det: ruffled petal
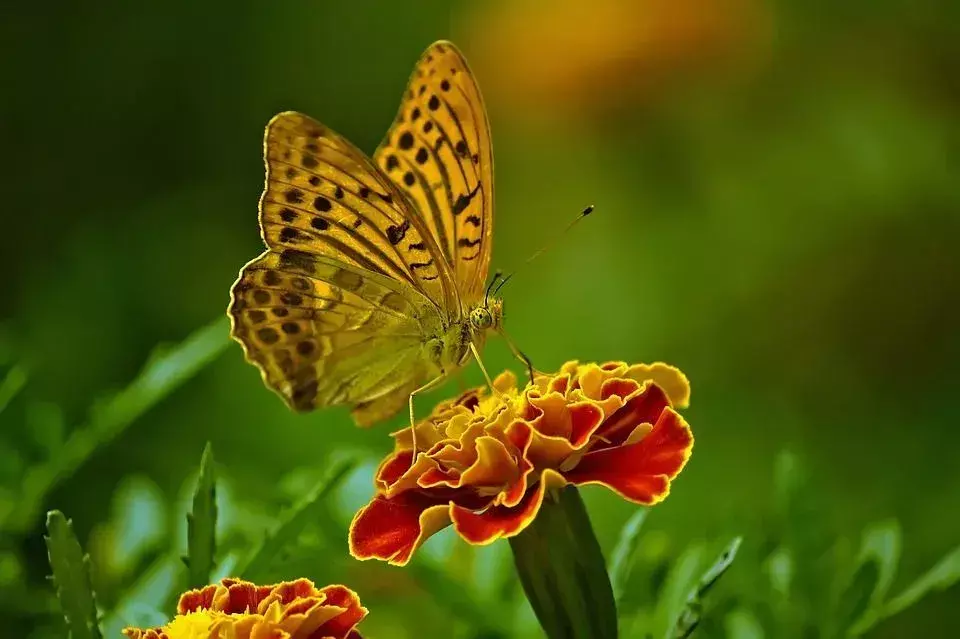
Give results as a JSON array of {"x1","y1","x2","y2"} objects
[
  {"x1": 566, "y1": 408, "x2": 693, "y2": 504},
  {"x1": 349, "y1": 493, "x2": 451, "y2": 566},
  {"x1": 450, "y1": 469, "x2": 568, "y2": 544}
]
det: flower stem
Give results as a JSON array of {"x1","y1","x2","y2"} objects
[{"x1": 509, "y1": 485, "x2": 618, "y2": 639}]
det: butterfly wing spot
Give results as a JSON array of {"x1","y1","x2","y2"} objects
[
  {"x1": 332, "y1": 268, "x2": 363, "y2": 292},
  {"x1": 386, "y1": 220, "x2": 411, "y2": 245},
  {"x1": 453, "y1": 183, "x2": 482, "y2": 216}
]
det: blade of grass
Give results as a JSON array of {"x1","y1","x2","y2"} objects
[
  {"x1": 674, "y1": 537, "x2": 743, "y2": 639},
  {"x1": 876, "y1": 545, "x2": 960, "y2": 627},
  {"x1": 0, "y1": 364, "x2": 28, "y2": 416},
  {"x1": 409, "y1": 557, "x2": 511, "y2": 635},
  {"x1": 239, "y1": 457, "x2": 358, "y2": 581},
  {"x1": 101, "y1": 551, "x2": 182, "y2": 638},
  {"x1": 2, "y1": 317, "x2": 230, "y2": 533},
  {"x1": 44, "y1": 510, "x2": 103, "y2": 639},
  {"x1": 842, "y1": 520, "x2": 901, "y2": 636},
  {"x1": 184, "y1": 443, "x2": 217, "y2": 588},
  {"x1": 609, "y1": 507, "x2": 649, "y2": 606}
]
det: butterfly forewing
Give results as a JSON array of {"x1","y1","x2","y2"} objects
[
  {"x1": 375, "y1": 41, "x2": 494, "y2": 304},
  {"x1": 262, "y1": 112, "x2": 459, "y2": 314}
]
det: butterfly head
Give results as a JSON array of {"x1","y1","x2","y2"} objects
[{"x1": 469, "y1": 298, "x2": 503, "y2": 334}]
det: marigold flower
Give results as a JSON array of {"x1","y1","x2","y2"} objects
[
  {"x1": 122, "y1": 578, "x2": 366, "y2": 639},
  {"x1": 349, "y1": 361, "x2": 694, "y2": 566}
]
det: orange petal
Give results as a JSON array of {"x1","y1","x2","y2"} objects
[
  {"x1": 349, "y1": 493, "x2": 451, "y2": 566},
  {"x1": 450, "y1": 469, "x2": 568, "y2": 545},
  {"x1": 315, "y1": 585, "x2": 368, "y2": 636},
  {"x1": 460, "y1": 436, "x2": 517, "y2": 487},
  {"x1": 566, "y1": 408, "x2": 693, "y2": 505},
  {"x1": 594, "y1": 383, "x2": 670, "y2": 446}
]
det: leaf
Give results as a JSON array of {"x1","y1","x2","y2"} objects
[
  {"x1": 0, "y1": 364, "x2": 27, "y2": 416},
  {"x1": 238, "y1": 456, "x2": 358, "y2": 581},
  {"x1": 184, "y1": 443, "x2": 217, "y2": 588},
  {"x1": 2, "y1": 317, "x2": 230, "y2": 534},
  {"x1": 609, "y1": 507, "x2": 650, "y2": 605},
  {"x1": 651, "y1": 543, "x2": 705, "y2": 639},
  {"x1": 509, "y1": 485, "x2": 618, "y2": 639},
  {"x1": 877, "y1": 544, "x2": 960, "y2": 626},
  {"x1": 724, "y1": 608, "x2": 765, "y2": 639},
  {"x1": 842, "y1": 519, "x2": 901, "y2": 636},
  {"x1": 44, "y1": 510, "x2": 103, "y2": 639},
  {"x1": 101, "y1": 551, "x2": 182, "y2": 638},
  {"x1": 673, "y1": 537, "x2": 743, "y2": 639},
  {"x1": 409, "y1": 558, "x2": 511, "y2": 635}
]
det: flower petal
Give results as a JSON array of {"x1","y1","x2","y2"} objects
[
  {"x1": 594, "y1": 383, "x2": 670, "y2": 446},
  {"x1": 314, "y1": 585, "x2": 368, "y2": 636},
  {"x1": 566, "y1": 408, "x2": 693, "y2": 504},
  {"x1": 450, "y1": 469, "x2": 568, "y2": 544},
  {"x1": 349, "y1": 493, "x2": 451, "y2": 566},
  {"x1": 626, "y1": 362, "x2": 690, "y2": 408}
]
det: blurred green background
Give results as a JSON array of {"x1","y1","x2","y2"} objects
[{"x1": 2, "y1": 0, "x2": 958, "y2": 637}]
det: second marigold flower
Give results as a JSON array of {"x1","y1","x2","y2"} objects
[{"x1": 349, "y1": 360, "x2": 694, "y2": 565}]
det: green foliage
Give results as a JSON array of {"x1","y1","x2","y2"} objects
[
  {"x1": 184, "y1": 443, "x2": 217, "y2": 588},
  {"x1": 44, "y1": 511, "x2": 103, "y2": 639},
  {"x1": 238, "y1": 456, "x2": 356, "y2": 581},
  {"x1": 609, "y1": 507, "x2": 649, "y2": 605},
  {"x1": 0, "y1": 318, "x2": 230, "y2": 535},
  {"x1": 673, "y1": 537, "x2": 742, "y2": 638},
  {"x1": 879, "y1": 545, "x2": 960, "y2": 623}
]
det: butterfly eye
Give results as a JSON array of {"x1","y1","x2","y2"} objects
[{"x1": 471, "y1": 308, "x2": 492, "y2": 330}]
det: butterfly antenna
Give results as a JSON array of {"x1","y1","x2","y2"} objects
[
  {"x1": 485, "y1": 270, "x2": 503, "y2": 306},
  {"x1": 494, "y1": 205, "x2": 594, "y2": 295}
]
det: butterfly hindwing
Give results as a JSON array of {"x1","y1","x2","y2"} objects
[
  {"x1": 375, "y1": 41, "x2": 494, "y2": 304},
  {"x1": 229, "y1": 249, "x2": 437, "y2": 418}
]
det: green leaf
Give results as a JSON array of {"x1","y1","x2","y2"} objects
[
  {"x1": 724, "y1": 608, "x2": 765, "y2": 639},
  {"x1": 238, "y1": 456, "x2": 358, "y2": 581},
  {"x1": 673, "y1": 537, "x2": 743, "y2": 639},
  {"x1": 509, "y1": 485, "x2": 618, "y2": 639},
  {"x1": 842, "y1": 519, "x2": 901, "y2": 636},
  {"x1": 44, "y1": 510, "x2": 103, "y2": 639},
  {"x1": 102, "y1": 552, "x2": 182, "y2": 638},
  {"x1": 2, "y1": 317, "x2": 230, "y2": 534},
  {"x1": 877, "y1": 544, "x2": 960, "y2": 626},
  {"x1": 409, "y1": 557, "x2": 511, "y2": 635},
  {"x1": 609, "y1": 507, "x2": 649, "y2": 605},
  {"x1": 0, "y1": 364, "x2": 27, "y2": 416},
  {"x1": 650, "y1": 543, "x2": 705, "y2": 639},
  {"x1": 184, "y1": 443, "x2": 217, "y2": 588}
]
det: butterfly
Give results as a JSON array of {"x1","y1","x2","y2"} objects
[{"x1": 228, "y1": 40, "x2": 528, "y2": 429}]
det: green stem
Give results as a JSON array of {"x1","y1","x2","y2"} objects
[{"x1": 509, "y1": 485, "x2": 618, "y2": 639}]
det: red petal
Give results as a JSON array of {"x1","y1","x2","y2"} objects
[
  {"x1": 349, "y1": 493, "x2": 451, "y2": 566},
  {"x1": 595, "y1": 383, "x2": 670, "y2": 446},
  {"x1": 377, "y1": 450, "x2": 414, "y2": 485},
  {"x1": 315, "y1": 585, "x2": 368, "y2": 636},
  {"x1": 177, "y1": 584, "x2": 216, "y2": 613},
  {"x1": 450, "y1": 469, "x2": 568, "y2": 544},
  {"x1": 566, "y1": 408, "x2": 692, "y2": 504}
]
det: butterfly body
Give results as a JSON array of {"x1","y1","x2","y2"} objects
[{"x1": 229, "y1": 41, "x2": 504, "y2": 427}]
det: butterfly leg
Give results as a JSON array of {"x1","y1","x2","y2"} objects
[
  {"x1": 498, "y1": 328, "x2": 535, "y2": 385},
  {"x1": 469, "y1": 342, "x2": 496, "y2": 392},
  {"x1": 408, "y1": 373, "x2": 447, "y2": 455}
]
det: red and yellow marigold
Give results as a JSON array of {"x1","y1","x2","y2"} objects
[
  {"x1": 123, "y1": 578, "x2": 366, "y2": 639},
  {"x1": 349, "y1": 360, "x2": 694, "y2": 566}
]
